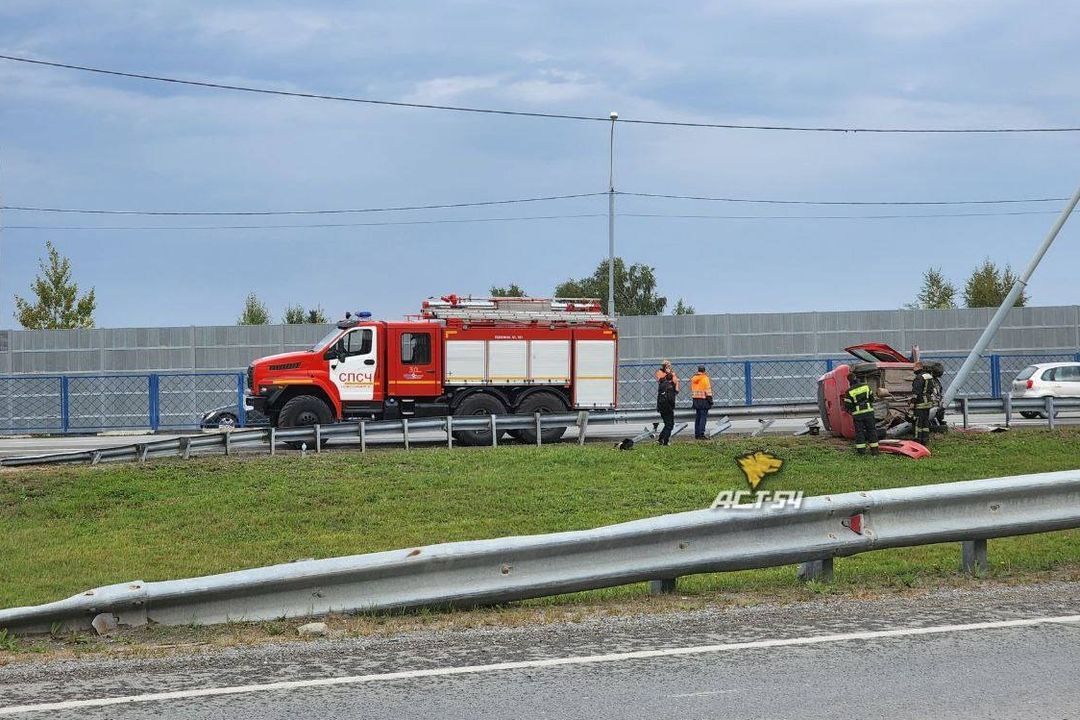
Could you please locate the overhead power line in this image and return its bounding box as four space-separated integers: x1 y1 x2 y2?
620 191 1070 206
2 189 1068 217
3 213 607 230
624 210 1061 220
0 192 606 216
3 54 1079 134
4 208 1062 231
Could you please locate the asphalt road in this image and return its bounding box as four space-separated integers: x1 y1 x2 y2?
1 582 1077 718
0 411 1074 459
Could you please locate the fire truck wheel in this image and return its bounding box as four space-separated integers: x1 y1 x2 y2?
279 395 333 449
516 391 569 445
451 393 507 446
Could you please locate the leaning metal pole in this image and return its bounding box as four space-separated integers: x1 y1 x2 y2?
943 181 1080 406
607 111 618 319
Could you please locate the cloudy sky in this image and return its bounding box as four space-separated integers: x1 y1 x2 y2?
1 0 1078 328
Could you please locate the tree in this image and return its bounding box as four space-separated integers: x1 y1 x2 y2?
282 304 306 324
915 267 957 309
282 305 328 324
963 259 1028 308
14 241 96 329
672 298 696 315
237 292 271 325
490 283 526 297
554 258 667 316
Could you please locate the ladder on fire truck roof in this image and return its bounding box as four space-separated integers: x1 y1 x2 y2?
420 295 611 324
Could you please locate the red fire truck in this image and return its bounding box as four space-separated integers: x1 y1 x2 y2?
246 296 618 445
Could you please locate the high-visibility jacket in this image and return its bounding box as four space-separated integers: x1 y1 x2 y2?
843 382 875 415
690 372 712 399
912 372 939 409
656 369 680 392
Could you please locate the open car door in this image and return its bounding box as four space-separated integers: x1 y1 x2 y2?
844 342 911 363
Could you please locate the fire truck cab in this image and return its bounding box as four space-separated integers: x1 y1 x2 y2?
246 296 618 445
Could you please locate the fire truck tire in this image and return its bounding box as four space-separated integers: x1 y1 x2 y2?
516 391 569 445
278 395 333 449
451 393 507 446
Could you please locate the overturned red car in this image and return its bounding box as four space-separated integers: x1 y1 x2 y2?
817 343 946 440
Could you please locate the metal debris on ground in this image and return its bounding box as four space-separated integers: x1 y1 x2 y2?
752 418 775 437
706 416 732 438
793 418 820 436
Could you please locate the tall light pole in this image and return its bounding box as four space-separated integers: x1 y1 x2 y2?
943 180 1080 406
607 111 618 319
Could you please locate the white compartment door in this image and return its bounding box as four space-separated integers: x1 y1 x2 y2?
445 341 485 384
529 340 570 383
573 340 616 408
487 341 527 383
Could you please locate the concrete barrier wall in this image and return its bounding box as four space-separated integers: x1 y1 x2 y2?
0 305 1077 375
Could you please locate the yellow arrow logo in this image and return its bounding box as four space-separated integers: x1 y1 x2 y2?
735 450 784 490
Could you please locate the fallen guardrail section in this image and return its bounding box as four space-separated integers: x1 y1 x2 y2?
2 469 1077 634
0 404 819 468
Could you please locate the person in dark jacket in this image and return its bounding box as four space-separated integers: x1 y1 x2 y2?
656 360 678 446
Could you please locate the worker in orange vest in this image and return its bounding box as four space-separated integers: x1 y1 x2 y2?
690 365 713 439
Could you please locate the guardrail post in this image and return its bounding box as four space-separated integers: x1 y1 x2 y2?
534 412 542 446
648 578 678 595
314 424 322 453
269 428 276 456
960 397 969 429
961 539 988 575
797 558 834 583
236 373 246 427
445 416 453 449
403 418 410 451
1045 396 1056 429
1002 393 1012 427
359 421 367 452
490 414 498 447
743 361 753 406
180 437 191 460
577 411 589 446
990 355 1002 398
224 430 231 456
60 376 70 433
148 374 160 431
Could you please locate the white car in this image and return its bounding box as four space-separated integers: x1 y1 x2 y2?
1009 362 1080 418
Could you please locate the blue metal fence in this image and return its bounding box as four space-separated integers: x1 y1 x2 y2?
0 372 243 434
617 352 1080 410
1 353 1078 433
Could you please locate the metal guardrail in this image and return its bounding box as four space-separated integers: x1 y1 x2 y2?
2 469 1078 634
2 397 1078 468
0 404 821 468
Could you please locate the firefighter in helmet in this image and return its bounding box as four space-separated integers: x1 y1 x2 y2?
843 370 879 456
690 365 713 439
911 361 940 447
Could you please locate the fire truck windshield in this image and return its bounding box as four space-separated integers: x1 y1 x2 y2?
309 329 342 352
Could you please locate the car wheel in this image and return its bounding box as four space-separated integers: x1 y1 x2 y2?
1019 411 1042 420
217 413 238 429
